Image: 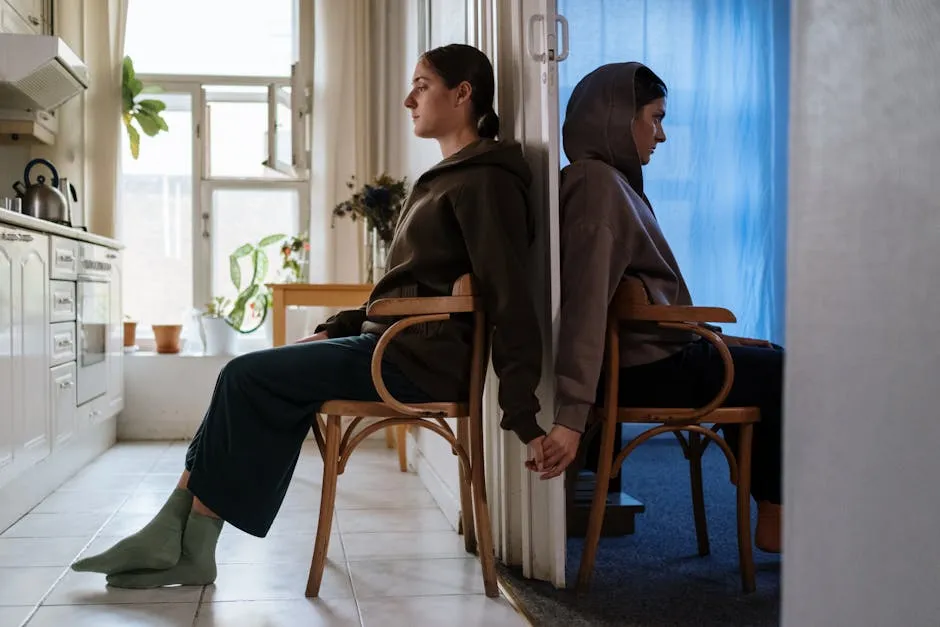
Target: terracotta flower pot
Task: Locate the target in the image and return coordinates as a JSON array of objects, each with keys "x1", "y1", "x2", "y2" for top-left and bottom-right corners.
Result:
[
  {"x1": 123, "y1": 321, "x2": 138, "y2": 347},
  {"x1": 152, "y1": 324, "x2": 183, "y2": 354}
]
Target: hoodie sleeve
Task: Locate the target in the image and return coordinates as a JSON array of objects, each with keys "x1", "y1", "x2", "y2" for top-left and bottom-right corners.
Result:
[
  {"x1": 554, "y1": 166, "x2": 633, "y2": 433},
  {"x1": 314, "y1": 306, "x2": 367, "y2": 338},
  {"x1": 452, "y1": 173, "x2": 545, "y2": 444}
]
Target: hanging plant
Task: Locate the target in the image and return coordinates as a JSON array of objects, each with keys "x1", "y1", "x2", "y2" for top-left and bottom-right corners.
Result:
[{"x1": 122, "y1": 55, "x2": 169, "y2": 159}]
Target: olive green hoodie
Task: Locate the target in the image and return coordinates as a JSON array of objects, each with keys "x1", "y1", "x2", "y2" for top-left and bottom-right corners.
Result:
[
  {"x1": 317, "y1": 139, "x2": 545, "y2": 444},
  {"x1": 554, "y1": 62, "x2": 695, "y2": 435}
]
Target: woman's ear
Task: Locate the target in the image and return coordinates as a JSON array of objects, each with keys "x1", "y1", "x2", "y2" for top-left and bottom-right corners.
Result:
[{"x1": 454, "y1": 81, "x2": 473, "y2": 107}]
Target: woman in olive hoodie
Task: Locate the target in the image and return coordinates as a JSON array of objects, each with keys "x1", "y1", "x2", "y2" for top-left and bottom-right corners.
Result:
[
  {"x1": 552, "y1": 63, "x2": 783, "y2": 553},
  {"x1": 72, "y1": 44, "x2": 545, "y2": 589}
]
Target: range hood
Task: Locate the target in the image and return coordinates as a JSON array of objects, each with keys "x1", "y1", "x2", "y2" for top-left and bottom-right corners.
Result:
[{"x1": 0, "y1": 34, "x2": 88, "y2": 113}]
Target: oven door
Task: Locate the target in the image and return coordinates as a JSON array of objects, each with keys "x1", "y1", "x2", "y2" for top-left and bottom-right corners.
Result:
[{"x1": 76, "y1": 276, "x2": 109, "y2": 405}]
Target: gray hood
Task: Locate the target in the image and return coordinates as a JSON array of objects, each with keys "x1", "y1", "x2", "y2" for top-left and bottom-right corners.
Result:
[{"x1": 562, "y1": 62, "x2": 655, "y2": 200}]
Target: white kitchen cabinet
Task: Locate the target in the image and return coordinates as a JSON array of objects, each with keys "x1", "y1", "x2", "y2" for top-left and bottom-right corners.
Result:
[
  {"x1": 0, "y1": 226, "x2": 50, "y2": 487},
  {"x1": 106, "y1": 249, "x2": 124, "y2": 415},
  {"x1": 50, "y1": 361, "x2": 75, "y2": 447},
  {"x1": 2, "y1": 0, "x2": 45, "y2": 34}
]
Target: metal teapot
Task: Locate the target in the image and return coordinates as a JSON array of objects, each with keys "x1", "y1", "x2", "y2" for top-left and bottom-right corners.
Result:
[{"x1": 12, "y1": 158, "x2": 70, "y2": 224}]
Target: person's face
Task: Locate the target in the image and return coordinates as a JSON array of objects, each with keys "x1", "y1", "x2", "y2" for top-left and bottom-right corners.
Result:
[
  {"x1": 632, "y1": 97, "x2": 667, "y2": 165},
  {"x1": 403, "y1": 58, "x2": 472, "y2": 139}
]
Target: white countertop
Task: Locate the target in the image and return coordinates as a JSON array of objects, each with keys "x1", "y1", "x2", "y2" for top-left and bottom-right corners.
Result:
[{"x1": 0, "y1": 208, "x2": 122, "y2": 249}]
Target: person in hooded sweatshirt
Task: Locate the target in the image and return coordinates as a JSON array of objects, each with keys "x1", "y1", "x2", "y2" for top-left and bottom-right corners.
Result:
[
  {"x1": 71, "y1": 44, "x2": 547, "y2": 589},
  {"x1": 544, "y1": 62, "x2": 783, "y2": 553}
]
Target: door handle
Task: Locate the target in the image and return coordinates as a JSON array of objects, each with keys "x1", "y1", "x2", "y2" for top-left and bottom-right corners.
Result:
[
  {"x1": 555, "y1": 15, "x2": 570, "y2": 62},
  {"x1": 527, "y1": 14, "x2": 546, "y2": 62}
]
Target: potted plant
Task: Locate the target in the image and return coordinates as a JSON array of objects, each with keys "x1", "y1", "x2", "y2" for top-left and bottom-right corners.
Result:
[
  {"x1": 278, "y1": 232, "x2": 310, "y2": 283},
  {"x1": 123, "y1": 315, "x2": 138, "y2": 349},
  {"x1": 122, "y1": 55, "x2": 169, "y2": 159},
  {"x1": 227, "y1": 233, "x2": 286, "y2": 334},
  {"x1": 152, "y1": 324, "x2": 183, "y2": 354},
  {"x1": 201, "y1": 296, "x2": 233, "y2": 356},
  {"x1": 332, "y1": 174, "x2": 409, "y2": 282}
]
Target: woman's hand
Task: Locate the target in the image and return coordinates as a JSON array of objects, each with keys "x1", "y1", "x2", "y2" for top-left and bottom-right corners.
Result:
[
  {"x1": 720, "y1": 334, "x2": 773, "y2": 349},
  {"x1": 294, "y1": 331, "x2": 329, "y2": 344},
  {"x1": 525, "y1": 436, "x2": 546, "y2": 473},
  {"x1": 536, "y1": 425, "x2": 582, "y2": 480}
]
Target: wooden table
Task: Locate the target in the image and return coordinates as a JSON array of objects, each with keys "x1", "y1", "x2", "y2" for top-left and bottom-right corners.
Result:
[{"x1": 266, "y1": 283, "x2": 373, "y2": 347}]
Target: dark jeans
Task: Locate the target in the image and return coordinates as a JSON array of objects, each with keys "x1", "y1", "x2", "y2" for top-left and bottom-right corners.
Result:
[
  {"x1": 185, "y1": 334, "x2": 435, "y2": 536},
  {"x1": 588, "y1": 340, "x2": 783, "y2": 504}
]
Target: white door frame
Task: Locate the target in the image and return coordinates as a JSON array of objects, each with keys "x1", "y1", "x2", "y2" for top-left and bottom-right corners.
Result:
[{"x1": 472, "y1": 0, "x2": 567, "y2": 587}]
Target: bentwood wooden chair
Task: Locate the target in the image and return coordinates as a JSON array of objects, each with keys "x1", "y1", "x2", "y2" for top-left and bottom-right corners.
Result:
[
  {"x1": 577, "y1": 276, "x2": 760, "y2": 593},
  {"x1": 305, "y1": 274, "x2": 497, "y2": 598}
]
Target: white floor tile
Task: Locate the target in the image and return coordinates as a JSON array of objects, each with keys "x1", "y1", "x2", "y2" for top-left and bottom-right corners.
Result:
[
  {"x1": 44, "y1": 570, "x2": 203, "y2": 606},
  {"x1": 0, "y1": 567, "x2": 63, "y2": 606},
  {"x1": 0, "y1": 606, "x2": 34, "y2": 627},
  {"x1": 2, "y1": 513, "x2": 109, "y2": 538},
  {"x1": 80, "y1": 456, "x2": 162, "y2": 475},
  {"x1": 336, "y1": 471, "x2": 425, "y2": 491},
  {"x1": 342, "y1": 531, "x2": 466, "y2": 561},
  {"x1": 57, "y1": 473, "x2": 145, "y2": 492},
  {"x1": 96, "y1": 513, "x2": 158, "y2": 538},
  {"x1": 336, "y1": 508, "x2": 453, "y2": 534},
  {"x1": 118, "y1": 491, "x2": 174, "y2": 516},
  {"x1": 136, "y1": 474, "x2": 184, "y2": 491},
  {"x1": 26, "y1": 602, "x2": 198, "y2": 627},
  {"x1": 349, "y1": 558, "x2": 484, "y2": 599},
  {"x1": 335, "y1": 489, "x2": 437, "y2": 511},
  {"x1": 203, "y1": 562, "x2": 353, "y2": 602},
  {"x1": 266, "y1": 509, "x2": 327, "y2": 536},
  {"x1": 0, "y1": 537, "x2": 88, "y2": 567},
  {"x1": 358, "y1": 595, "x2": 527, "y2": 627},
  {"x1": 31, "y1": 491, "x2": 128, "y2": 515},
  {"x1": 194, "y1": 599, "x2": 361, "y2": 627},
  {"x1": 148, "y1": 457, "x2": 186, "y2": 474},
  {"x1": 216, "y1": 530, "x2": 343, "y2": 564}
]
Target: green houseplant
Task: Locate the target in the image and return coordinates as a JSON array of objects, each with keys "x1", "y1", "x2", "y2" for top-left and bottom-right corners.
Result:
[
  {"x1": 226, "y1": 233, "x2": 286, "y2": 333},
  {"x1": 122, "y1": 55, "x2": 169, "y2": 159}
]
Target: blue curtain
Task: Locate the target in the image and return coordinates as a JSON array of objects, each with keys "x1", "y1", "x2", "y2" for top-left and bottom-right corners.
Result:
[{"x1": 557, "y1": 0, "x2": 790, "y2": 343}]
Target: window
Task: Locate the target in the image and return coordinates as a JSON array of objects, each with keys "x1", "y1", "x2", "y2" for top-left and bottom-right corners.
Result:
[
  {"x1": 124, "y1": 0, "x2": 296, "y2": 77},
  {"x1": 120, "y1": 1, "x2": 311, "y2": 342}
]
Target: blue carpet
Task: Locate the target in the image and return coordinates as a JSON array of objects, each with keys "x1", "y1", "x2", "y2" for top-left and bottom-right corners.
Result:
[{"x1": 499, "y1": 438, "x2": 780, "y2": 626}]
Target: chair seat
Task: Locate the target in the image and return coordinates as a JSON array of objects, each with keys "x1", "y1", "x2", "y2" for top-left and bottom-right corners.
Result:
[
  {"x1": 319, "y1": 400, "x2": 469, "y2": 418},
  {"x1": 608, "y1": 406, "x2": 760, "y2": 425}
]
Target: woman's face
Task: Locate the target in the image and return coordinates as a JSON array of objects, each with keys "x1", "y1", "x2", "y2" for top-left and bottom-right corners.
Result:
[
  {"x1": 403, "y1": 58, "x2": 470, "y2": 138},
  {"x1": 632, "y1": 97, "x2": 667, "y2": 165}
]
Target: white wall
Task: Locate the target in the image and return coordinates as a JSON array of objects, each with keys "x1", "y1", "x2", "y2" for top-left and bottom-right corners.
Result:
[{"x1": 783, "y1": 1, "x2": 940, "y2": 625}]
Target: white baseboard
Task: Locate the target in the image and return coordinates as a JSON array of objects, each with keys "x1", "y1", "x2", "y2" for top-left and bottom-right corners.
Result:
[
  {"x1": 410, "y1": 433, "x2": 460, "y2": 531},
  {"x1": 0, "y1": 417, "x2": 116, "y2": 532}
]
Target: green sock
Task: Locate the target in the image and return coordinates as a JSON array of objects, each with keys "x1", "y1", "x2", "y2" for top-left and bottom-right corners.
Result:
[
  {"x1": 71, "y1": 488, "x2": 192, "y2": 575},
  {"x1": 106, "y1": 512, "x2": 223, "y2": 589}
]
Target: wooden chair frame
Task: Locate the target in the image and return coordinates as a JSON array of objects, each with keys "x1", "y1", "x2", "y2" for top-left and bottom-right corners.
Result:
[
  {"x1": 304, "y1": 274, "x2": 499, "y2": 598},
  {"x1": 576, "y1": 277, "x2": 760, "y2": 593}
]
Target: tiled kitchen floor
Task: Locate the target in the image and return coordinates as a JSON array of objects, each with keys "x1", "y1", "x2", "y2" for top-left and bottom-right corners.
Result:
[{"x1": 0, "y1": 441, "x2": 529, "y2": 627}]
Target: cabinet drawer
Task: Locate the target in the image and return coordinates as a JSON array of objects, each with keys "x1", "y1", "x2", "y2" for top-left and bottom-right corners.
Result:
[
  {"x1": 50, "y1": 362, "x2": 77, "y2": 447},
  {"x1": 49, "y1": 280, "x2": 76, "y2": 323},
  {"x1": 77, "y1": 394, "x2": 109, "y2": 428},
  {"x1": 49, "y1": 322, "x2": 77, "y2": 366},
  {"x1": 49, "y1": 237, "x2": 79, "y2": 280}
]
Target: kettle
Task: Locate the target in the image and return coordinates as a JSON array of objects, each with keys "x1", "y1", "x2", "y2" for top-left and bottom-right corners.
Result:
[{"x1": 13, "y1": 158, "x2": 70, "y2": 225}]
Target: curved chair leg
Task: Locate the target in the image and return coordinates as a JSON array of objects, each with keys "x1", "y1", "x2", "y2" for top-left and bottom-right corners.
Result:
[
  {"x1": 456, "y1": 419, "x2": 477, "y2": 554},
  {"x1": 306, "y1": 414, "x2": 341, "y2": 598},
  {"x1": 396, "y1": 425, "x2": 408, "y2": 472},
  {"x1": 688, "y1": 432, "x2": 710, "y2": 557},
  {"x1": 736, "y1": 423, "x2": 756, "y2": 593},
  {"x1": 469, "y1": 411, "x2": 498, "y2": 597},
  {"x1": 576, "y1": 407, "x2": 619, "y2": 591}
]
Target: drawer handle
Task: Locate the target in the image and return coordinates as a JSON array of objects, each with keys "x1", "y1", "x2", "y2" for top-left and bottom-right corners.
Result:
[
  {"x1": 55, "y1": 296, "x2": 74, "y2": 306},
  {"x1": 55, "y1": 339, "x2": 73, "y2": 351},
  {"x1": 1, "y1": 232, "x2": 22, "y2": 241},
  {"x1": 106, "y1": 252, "x2": 118, "y2": 259},
  {"x1": 28, "y1": 15, "x2": 40, "y2": 26},
  {"x1": 19, "y1": 233, "x2": 33, "y2": 242},
  {"x1": 58, "y1": 253, "x2": 75, "y2": 263},
  {"x1": 58, "y1": 380, "x2": 74, "y2": 390},
  {"x1": 91, "y1": 410, "x2": 102, "y2": 417}
]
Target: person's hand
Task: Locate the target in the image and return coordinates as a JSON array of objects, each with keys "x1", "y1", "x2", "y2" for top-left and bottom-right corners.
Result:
[
  {"x1": 294, "y1": 331, "x2": 329, "y2": 344},
  {"x1": 538, "y1": 425, "x2": 582, "y2": 480},
  {"x1": 525, "y1": 435, "x2": 546, "y2": 473},
  {"x1": 720, "y1": 334, "x2": 772, "y2": 349}
]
